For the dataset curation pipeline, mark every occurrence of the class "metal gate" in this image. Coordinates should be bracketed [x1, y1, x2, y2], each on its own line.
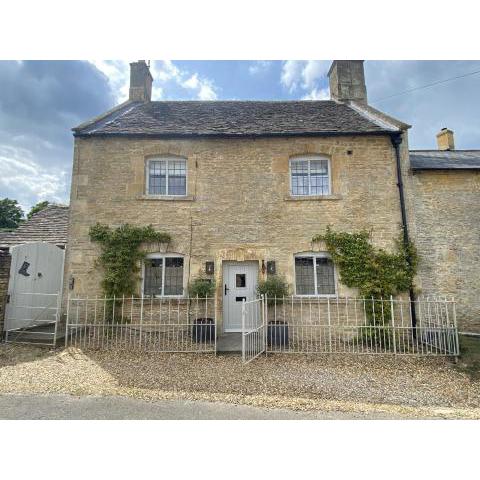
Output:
[241, 296, 266, 363]
[4, 242, 65, 346]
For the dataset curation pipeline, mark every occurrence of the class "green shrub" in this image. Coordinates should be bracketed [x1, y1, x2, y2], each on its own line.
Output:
[257, 275, 290, 301]
[188, 276, 216, 298]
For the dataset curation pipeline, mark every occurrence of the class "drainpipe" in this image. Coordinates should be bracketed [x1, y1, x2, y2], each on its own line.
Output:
[391, 133, 417, 331]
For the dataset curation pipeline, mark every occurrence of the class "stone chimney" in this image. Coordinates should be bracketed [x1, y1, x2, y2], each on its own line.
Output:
[129, 60, 153, 102]
[328, 60, 367, 105]
[436, 128, 455, 151]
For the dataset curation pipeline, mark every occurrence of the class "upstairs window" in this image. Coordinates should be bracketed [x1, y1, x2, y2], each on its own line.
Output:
[143, 254, 184, 297]
[295, 253, 336, 296]
[147, 158, 187, 196]
[290, 156, 330, 196]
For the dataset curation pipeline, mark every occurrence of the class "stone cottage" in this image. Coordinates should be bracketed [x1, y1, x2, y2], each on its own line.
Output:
[64, 60, 480, 335]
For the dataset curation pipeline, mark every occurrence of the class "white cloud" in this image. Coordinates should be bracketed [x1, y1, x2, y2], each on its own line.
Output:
[248, 60, 272, 75]
[301, 61, 330, 90]
[0, 144, 68, 211]
[90, 60, 130, 103]
[281, 60, 331, 96]
[90, 60, 218, 102]
[280, 60, 304, 92]
[302, 87, 329, 100]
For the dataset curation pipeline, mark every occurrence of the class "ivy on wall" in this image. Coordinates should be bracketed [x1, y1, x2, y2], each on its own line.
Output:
[312, 226, 417, 299]
[313, 227, 418, 344]
[89, 223, 171, 298]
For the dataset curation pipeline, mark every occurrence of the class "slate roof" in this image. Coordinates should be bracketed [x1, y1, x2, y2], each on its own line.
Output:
[0, 204, 69, 250]
[410, 150, 480, 171]
[73, 100, 402, 138]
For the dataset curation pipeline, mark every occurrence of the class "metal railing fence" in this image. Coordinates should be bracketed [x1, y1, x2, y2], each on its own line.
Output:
[262, 295, 459, 356]
[65, 295, 217, 353]
[241, 296, 266, 364]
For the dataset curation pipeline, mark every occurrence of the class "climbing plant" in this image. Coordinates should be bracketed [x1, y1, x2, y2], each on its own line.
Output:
[89, 223, 171, 298]
[313, 226, 417, 299]
[312, 227, 418, 343]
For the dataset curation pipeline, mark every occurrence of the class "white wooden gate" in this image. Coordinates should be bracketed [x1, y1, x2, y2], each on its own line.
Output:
[241, 296, 266, 363]
[4, 242, 65, 346]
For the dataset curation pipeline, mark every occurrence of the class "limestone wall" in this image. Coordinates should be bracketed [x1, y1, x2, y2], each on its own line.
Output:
[64, 134, 405, 331]
[410, 170, 480, 332]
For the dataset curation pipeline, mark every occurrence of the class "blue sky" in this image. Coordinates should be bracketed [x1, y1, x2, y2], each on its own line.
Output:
[1, 60, 479, 212]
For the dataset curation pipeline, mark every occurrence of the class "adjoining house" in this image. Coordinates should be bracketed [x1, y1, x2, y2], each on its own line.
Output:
[409, 136, 480, 333]
[0, 204, 69, 344]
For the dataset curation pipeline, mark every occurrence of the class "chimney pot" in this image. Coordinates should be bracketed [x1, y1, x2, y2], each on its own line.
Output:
[328, 60, 367, 105]
[436, 128, 455, 151]
[129, 60, 153, 102]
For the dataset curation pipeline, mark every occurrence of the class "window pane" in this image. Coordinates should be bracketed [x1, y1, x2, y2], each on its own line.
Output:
[149, 161, 166, 195]
[144, 258, 163, 296]
[295, 257, 315, 295]
[291, 160, 309, 195]
[236, 274, 246, 288]
[167, 160, 186, 195]
[164, 257, 184, 295]
[316, 257, 335, 294]
[310, 159, 329, 195]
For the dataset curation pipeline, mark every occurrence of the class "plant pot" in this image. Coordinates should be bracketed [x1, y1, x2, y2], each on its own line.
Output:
[192, 317, 215, 343]
[267, 320, 289, 347]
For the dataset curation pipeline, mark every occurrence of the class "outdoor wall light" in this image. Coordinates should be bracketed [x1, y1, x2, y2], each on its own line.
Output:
[267, 261, 276, 275]
[205, 261, 214, 275]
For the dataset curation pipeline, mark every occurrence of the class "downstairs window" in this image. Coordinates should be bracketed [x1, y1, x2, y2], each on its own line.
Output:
[143, 255, 184, 296]
[294, 253, 336, 296]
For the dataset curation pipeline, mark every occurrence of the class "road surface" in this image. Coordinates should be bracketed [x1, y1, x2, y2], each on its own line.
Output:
[0, 393, 404, 419]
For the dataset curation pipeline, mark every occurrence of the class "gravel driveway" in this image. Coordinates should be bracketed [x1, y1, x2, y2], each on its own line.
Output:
[0, 344, 479, 419]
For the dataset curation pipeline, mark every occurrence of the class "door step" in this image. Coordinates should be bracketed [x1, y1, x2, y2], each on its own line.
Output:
[217, 333, 242, 353]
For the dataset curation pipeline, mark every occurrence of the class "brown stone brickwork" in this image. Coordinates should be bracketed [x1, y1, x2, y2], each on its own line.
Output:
[409, 170, 480, 333]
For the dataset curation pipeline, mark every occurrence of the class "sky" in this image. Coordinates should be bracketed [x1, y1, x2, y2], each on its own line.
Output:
[0, 60, 479, 212]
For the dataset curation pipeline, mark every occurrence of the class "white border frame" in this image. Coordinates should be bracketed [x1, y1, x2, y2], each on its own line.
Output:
[141, 252, 186, 298]
[289, 155, 331, 197]
[293, 251, 338, 297]
[146, 156, 188, 197]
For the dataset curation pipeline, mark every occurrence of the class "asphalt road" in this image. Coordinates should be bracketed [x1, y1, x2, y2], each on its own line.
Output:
[0, 394, 402, 420]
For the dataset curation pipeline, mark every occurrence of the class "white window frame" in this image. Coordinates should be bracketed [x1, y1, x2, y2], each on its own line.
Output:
[146, 157, 188, 197]
[289, 155, 331, 197]
[142, 253, 185, 298]
[294, 252, 337, 297]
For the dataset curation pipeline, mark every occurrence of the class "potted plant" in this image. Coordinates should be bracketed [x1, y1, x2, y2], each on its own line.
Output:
[188, 276, 216, 343]
[257, 276, 290, 347]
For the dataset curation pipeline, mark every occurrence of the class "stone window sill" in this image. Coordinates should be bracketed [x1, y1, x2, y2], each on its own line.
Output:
[284, 194, 343, 202]
[136, 195, 195, 202]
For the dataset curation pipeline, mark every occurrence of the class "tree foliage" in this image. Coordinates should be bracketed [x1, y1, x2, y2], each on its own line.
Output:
[0, 198, 24, 230]
[89, 223, 171, 297]
[27, 200, 50, 219]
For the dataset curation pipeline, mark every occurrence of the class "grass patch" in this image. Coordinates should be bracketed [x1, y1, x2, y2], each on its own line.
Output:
[455, 335, 480, 380]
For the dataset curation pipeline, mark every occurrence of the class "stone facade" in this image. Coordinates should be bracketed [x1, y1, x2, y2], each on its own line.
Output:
[409, 170, 480, 332]
[64, 134, 408, 331]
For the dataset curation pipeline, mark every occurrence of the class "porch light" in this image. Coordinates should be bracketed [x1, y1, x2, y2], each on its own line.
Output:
[205, 261, 214, 275]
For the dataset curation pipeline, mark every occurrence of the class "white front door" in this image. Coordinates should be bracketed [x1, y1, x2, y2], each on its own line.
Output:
[222, 261, 258, 332]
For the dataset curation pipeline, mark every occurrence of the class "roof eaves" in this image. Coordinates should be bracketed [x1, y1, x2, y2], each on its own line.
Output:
[347, 101, 410, 131]
[72, 100, 141, 133]
[73, 129, 394, 140]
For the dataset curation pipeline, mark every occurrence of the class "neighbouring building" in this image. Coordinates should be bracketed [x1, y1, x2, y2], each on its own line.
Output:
[63, 60, 480, 334]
